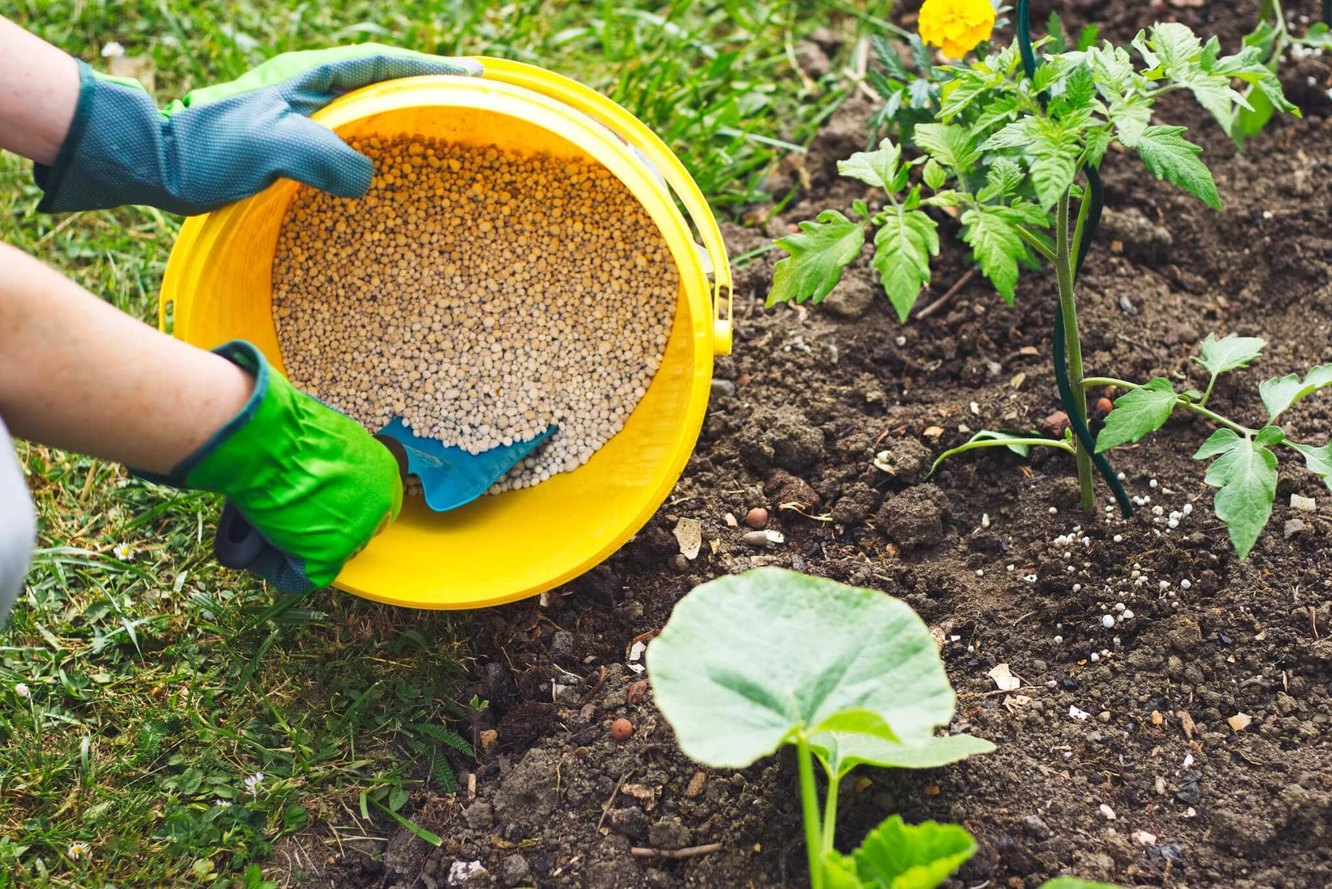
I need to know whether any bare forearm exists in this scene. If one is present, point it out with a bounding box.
[0,16,81,165]
[0,243,251,473]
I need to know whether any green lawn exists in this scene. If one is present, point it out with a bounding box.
[0,2,879,884]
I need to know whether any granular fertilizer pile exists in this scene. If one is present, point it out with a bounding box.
[272,135,678,494]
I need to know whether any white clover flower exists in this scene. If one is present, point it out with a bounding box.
[100,41,125,58]
[243,772,264,796]
[67,841,91,860]
[112,543,135,561]
[14,682,29,698]
[215,799,231,809]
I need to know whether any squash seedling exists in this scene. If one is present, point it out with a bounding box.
[648,568,995,888]
[767,7,1316,557]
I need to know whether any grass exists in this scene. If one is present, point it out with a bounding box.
[0,1,886,884]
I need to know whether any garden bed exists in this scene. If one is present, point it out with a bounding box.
[286,2,1332,886]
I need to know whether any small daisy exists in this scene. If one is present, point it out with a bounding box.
[67,841,91,860]
[243,772,264,796]
[112,543,135,561]
[14,682,29,698]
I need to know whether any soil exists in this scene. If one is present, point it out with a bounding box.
[278,2,1332,887]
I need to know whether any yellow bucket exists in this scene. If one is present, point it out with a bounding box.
[159,58,733,610]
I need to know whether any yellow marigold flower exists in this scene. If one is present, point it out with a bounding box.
[918,0,996,59]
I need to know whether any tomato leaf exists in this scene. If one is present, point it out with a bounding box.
[1194,333,1266,377]
[1135,125,1220,208]
[839,140,903,190]
[1289,441,1332,493]
[1193,428,1278,560]
[873,207,939,322]
[767,211,865,307]
[913,122,979,174]
[1096,378,1179,452]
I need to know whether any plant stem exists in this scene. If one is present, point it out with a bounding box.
[821,769,841,856]
[1072,184,1093,265]
[796,734,825,889]
[1055,190,1095,509]
[1200,373,1218,408]
[1015,225,1056,262]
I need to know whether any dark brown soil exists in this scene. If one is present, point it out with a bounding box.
[282,3,1332,887]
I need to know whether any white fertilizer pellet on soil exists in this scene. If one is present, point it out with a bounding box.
[272,135,678,494]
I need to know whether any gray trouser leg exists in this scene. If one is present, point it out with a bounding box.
[0,417,36,625]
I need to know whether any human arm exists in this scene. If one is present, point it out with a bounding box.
[0,16,80,166]
[0,243,402,590]
[0,242,252,471]
[0,15,480,214]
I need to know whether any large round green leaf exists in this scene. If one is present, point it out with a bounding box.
[648,568,959,768]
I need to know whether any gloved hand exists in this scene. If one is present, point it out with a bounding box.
[141,340,403,593]
[34,44,481,215]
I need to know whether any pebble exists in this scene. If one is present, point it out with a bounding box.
[742,529,785,548]
[1102,614,1116,628]
[745,507,769,529]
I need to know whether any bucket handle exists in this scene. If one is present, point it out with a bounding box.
[476,58,733,356]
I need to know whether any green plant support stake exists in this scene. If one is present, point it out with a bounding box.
[1015,0,1132,517]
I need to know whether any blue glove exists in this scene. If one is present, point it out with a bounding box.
[35,44,481,215]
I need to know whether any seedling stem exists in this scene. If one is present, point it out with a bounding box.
[1055,190,1095,509]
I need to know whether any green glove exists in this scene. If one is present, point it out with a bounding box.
[143,341,402,592]
[35,44,480,215]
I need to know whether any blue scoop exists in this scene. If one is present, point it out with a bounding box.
[376,418,558,512]
[214,419,557,576]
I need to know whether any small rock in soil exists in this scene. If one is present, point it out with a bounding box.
[877,486,946,552]
[1041,410,1071,439]
[709,378,736,399]
[822,275,875,319]
[1022,814,1052,838]
[648,817,692,850]
[742,529,785,548]
[498,853,530,888]
[611,718,634,741]
[745,507,768,529]
[447,861,489,887]
[550,630,575,661]
[686,771,708,798]
[1285,517,1306,538]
